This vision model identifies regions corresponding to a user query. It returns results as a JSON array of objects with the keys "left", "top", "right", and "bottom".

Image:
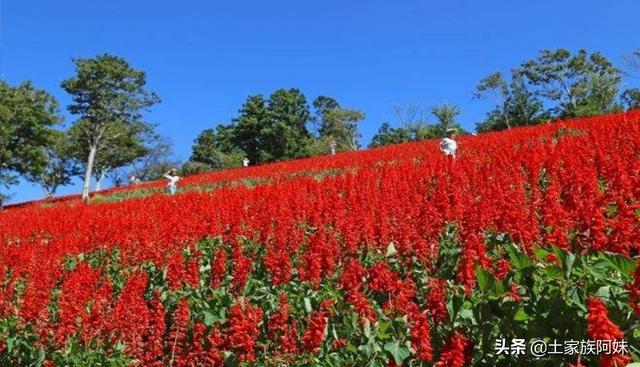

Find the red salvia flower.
[
  {"left": 586, "top": 297, "right": 631, "bottom": 367},
  {"left": 434, "top": 331, "right": 469, "bottom": 367},
  {"left": 226, "top": 299, "right": 263, "bottom": 362},
  {"left": 112, "top": 271, "right": 151, "bottom": 361},
  {"left": 210, "top": 248, "right": 227, "bottom": 288},
  {"left": 427, "top": 278, "right": 448, "bottom": 323},
  {"left": 410, "top": 311, "right": 433, "bottom": 361},
  {"left": 493, "top": 259, "right": 511, "bottom": 280},
  {"left": 301, "top": 309, "right": 327, "bottom": 353},
  {"left": 267, "top": 294, "right": 299, "bottom": 355}
]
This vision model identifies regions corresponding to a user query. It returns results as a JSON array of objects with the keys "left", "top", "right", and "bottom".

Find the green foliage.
[
  {"left": 191, "top": 91, "right": 365, "bottom": 165},
  {"left": 0, "top": 80, "right": 60, "bottom": 198},
  {"left": 369, "top": 123, "right": 412, "bottom": 148},
  {"left": 26, "top": 130, "right": 81, "bottom": 197},
  {"left": 61, "top": 53, "right": 159, "bottom": 200},
  {"left": 180, "top": 160, "right": 214, "bottom": 176},
  {"left": 369, "top": 103, "right": 464, "bottom": 148},
  {"left": 431, "top": 103, "right": 465, "bottom": 136},
  {"left": 475, "top": 72, "right": 547, "bottom": 132},
  {"left": 231, "top": 95, "right": 269, "bottom": 164},
  {"left": 68, "top": 119, "right": 151, "bottom": 190},
  {"left": 316, "top": 107, "right": 365, "bottom": 152},
  {"left": 622, "top": 88, "right": 640, "bottom": 110},
  {"left": 519, "top": 48, "right": 621, "bottom": 118},
  {"left": 190, "top": 126, "right": 244, "bottom": 170},
  {"left": 260, "top": 88, "right": 313, "bottom": 162}
]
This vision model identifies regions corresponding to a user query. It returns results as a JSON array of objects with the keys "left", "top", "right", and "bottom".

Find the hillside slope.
[{"left": 1, "top": 111, "right": 639, "bottom": 366}]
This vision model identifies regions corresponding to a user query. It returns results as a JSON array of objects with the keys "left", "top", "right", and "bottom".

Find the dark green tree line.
[{"left": 189, "top": 90, "right": 364, "bottom": 170}]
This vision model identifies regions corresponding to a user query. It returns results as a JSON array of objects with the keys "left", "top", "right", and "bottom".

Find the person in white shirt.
[
  {"left": 129, "top": 175, "right": 141, "bottom": 185},
  {"left": 440, "top": 128, "right": 458, "bottom": 158},
  {"left": 242, "top": 158, "right": 250, "bottom": 167},
  {"left": 164, "top": 168, "right": 180, "bottom": 195},
  {"left": 329, "top": 139, "right": 337, "bottom": 155}
]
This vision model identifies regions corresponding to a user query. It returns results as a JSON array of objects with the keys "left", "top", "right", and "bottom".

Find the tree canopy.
[
  {"left": 474, "top": 72, "right": 547, "bottom": 132},
  {"left": 61, "top": 54, "right": 160, "bottom": 200},
  {"left": 0, "top": 81, "right": 60, "bottom": 201},
  {"left": 519, "top": 48, "right": 621, "bottom": 118},
  {"left": 26, "top": 130, "right": 80, "bottom": 197},
  {"left": 189, "top": 90, "right": 364, "bottom": 170}
]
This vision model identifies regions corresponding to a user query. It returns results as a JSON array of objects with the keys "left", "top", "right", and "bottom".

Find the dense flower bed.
[{"left": 1, "top": 111, "right": 639, "bottom": 366}]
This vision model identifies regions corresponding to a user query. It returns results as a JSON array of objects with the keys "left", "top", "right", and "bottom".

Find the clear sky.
[{"left": 1, "top": 0, "right": 639, "bottom": 203}]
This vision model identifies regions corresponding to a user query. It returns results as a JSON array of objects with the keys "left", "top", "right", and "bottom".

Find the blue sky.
[{"left": 1, "top": 0, "right": 639, "bottom": 203}]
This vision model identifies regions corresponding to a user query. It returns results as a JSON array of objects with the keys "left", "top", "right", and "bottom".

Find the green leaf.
[
  {"left": 476, "top": 266, "right": 495, "bottom": 294},
  {"left": 514, "top": 307, "right": 529, "bottom": 321},
  {"left": 364, "top": 318, "right": 372, "bottom": 339},
  {"left": 604, "top": 253, "right": 636, "bottom": 278},
  {"left": 203, "top": 310, "right": 215, "bottom": 326},
  {"left": 595, "top": 286, "right": 611, "bottom": 300},
  {"left": 494, "top": 279, "right": 507, "bottom": 295},
  {"left": 563, "top": 252, "right": 576, "bottom": 277},
  {"left": 36, "top": 348, "right": 45, "bottom": 364},
  {"left": 505, "top": 244, "right": 533, "bottom": 270},
  {"left": 543, "top": 265, "right": 564, "bottom": 280},
  {"left": 590, "top": 259, "right": 611, "bottom": 278},
  {"left": 384, "top": 341, "right": 410, "bottom": 365},
  {"left": 377, "top": 320, "right": 392, "bottom": 340},
  {"left": 567, "top": 285, "right": 586, "bottom": 312},
  {"left": 6, "top": 337, "right": 14, "bottom": 353},
  {"left": 551, "top": 246, "right": 567, "bottom": 268},
  {"left": 533, "top": 245, "right": 550, "bottom": 260}
]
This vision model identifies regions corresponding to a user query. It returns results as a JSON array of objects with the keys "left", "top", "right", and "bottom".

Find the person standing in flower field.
[
  {"left": 242, "top": 157, "right": 250, "bottom": 167},
  {"left": 129, "top": 174, "right": 141, "bottom": 185},
  {"left": 329, "top": 139, "right": 337, "bottom": 155},
  {"left": 440, "top": 128, "right": 458, "bottom": 158},
  {"left": 163, "top": 168, "right": 180, "bottom": 195}
]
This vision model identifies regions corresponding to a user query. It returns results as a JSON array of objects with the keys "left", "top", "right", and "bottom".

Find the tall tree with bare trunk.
[{"left": 61, "top": 54, "right": 159, "bottom": 201}]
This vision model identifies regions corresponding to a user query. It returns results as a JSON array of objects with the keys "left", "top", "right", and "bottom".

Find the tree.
[
  {"left": 621, "top": 49, "right": 640, "bottom": 110},
  {"left": 519, "top": 49, "right": 621, "bottom": 118},
  {"left": 311, "top": 109, "right": 364, "bottom": 154},
  {"left": 231, "top": 95, "right": 268, "bottom": 164},
  {"left": 313, "top": 96, "right": 340, "bottom": 116},
  {"left": 130, "top": 135, "right": 179, "bottom": 182},
  {"left": 260, "top": 88, "right": 313, "bottom": 162},
  {"left": 621, "top": 89, "right": 640, "bottom": 110},
  {"left": 368, "top": 102, "right": 456, "bottom": 148},
  {"left": 392, "top": 102, "right": 427, "bottom": 128},
  {"left": 27, "top": 130, "right": 80, "bottom": 197},
  {"left": 474, "top": 72, "right": 546, "bottom": 132},
  {"left": 369, "top": 122, "right": 411, "bottom": 148},
  {"left": 67, "top": 119, "right": 150, "bottom": 191},
  {"left": 0, "top": 80, "right": 60, "bottom": 200},
  {"left": 180, "top": 161, "right": 212, "bottom": 176},
  {"left": 313, "top": 96, "right": 364, "bottom": 153},
  {"left": 312, "top": 95, "right": 341, "bottom": 131},
  {"left": 431, "top": 103, "right": 463, "bottom": 137},
  {"left": 61, "top": 54, "right": 159, "bottom": 201},
  {"left": 474, "top": 72, "right": 512, "bottom": 129},
  {"left": 190, "top": 125, "right": 244, "bottom": 170}
]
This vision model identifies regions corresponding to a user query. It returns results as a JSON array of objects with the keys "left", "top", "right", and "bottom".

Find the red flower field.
[{"left": 1, "top": 111, "right": 639, "bottom": 366}]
